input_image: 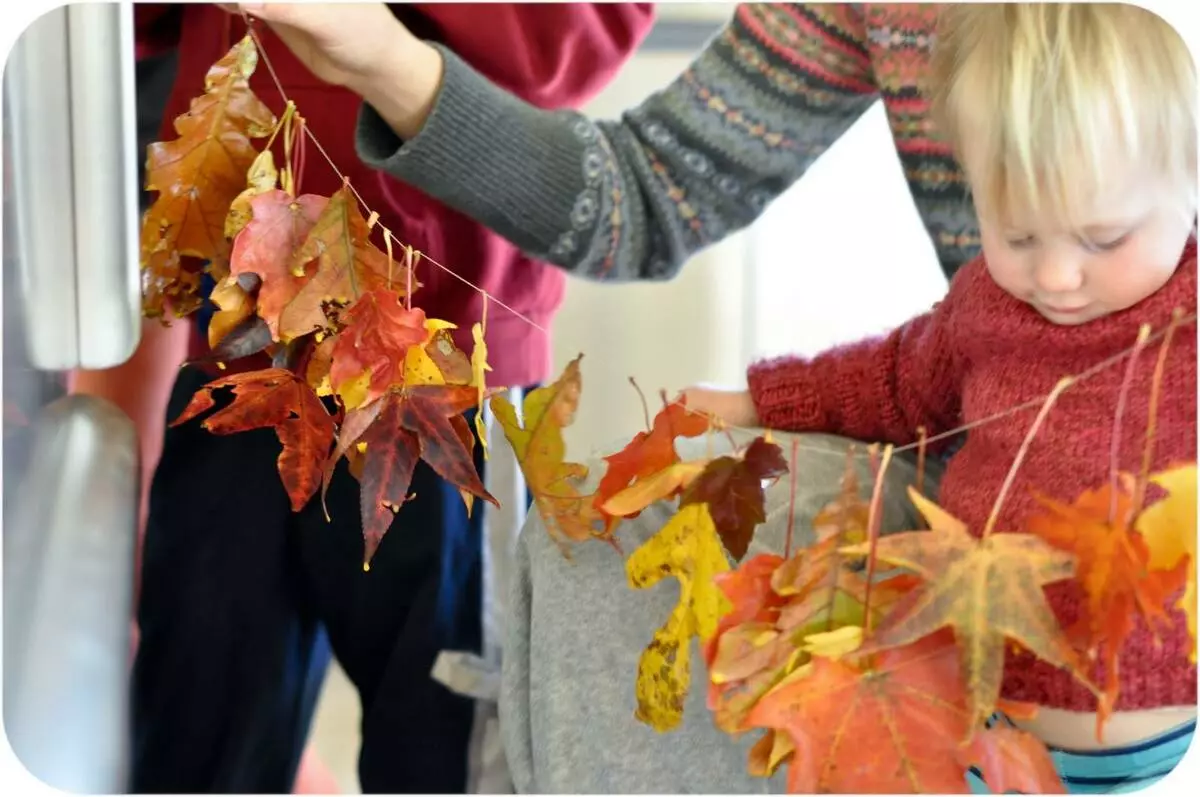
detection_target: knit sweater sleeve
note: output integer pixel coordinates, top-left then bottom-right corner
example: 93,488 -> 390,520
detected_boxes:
747,268 -> 972,445
356,4 -> 880,282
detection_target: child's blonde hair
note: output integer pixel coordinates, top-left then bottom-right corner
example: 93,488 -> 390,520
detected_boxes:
928,3 -> 1197,228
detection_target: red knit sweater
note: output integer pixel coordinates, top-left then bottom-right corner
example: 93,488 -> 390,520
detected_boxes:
747,241 -> 1198,712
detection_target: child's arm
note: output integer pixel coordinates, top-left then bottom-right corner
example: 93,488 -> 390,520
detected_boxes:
746,277 -> 968,446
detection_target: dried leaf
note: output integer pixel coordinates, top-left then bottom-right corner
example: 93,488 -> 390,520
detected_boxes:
679,437 -> 788,559
141,36 -> 275,317
594,399 -> 712,527
207,274 -> 257,349
1027,477 -> 1190,726
325,384 -> 495,566
329,290 -> 428,409
845,489 -> 1090,732
276,184 -> 417,340
229,189 -> 327,338
471,321 -> 492,458
960,724 -> 1066,794
746,630 -> 977,793
225,149 -> 279,239
492,356 -> 607,554
171,368 -> 333,511
626,502 -> 731,731
1136,464 -> 1197,663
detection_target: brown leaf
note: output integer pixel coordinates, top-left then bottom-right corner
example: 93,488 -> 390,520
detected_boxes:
140,36 -> 276,317
679,436 -> 788,559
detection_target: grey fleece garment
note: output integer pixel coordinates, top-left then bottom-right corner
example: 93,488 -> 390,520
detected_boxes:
499,431 -> 942,793
355,5 -> 981,285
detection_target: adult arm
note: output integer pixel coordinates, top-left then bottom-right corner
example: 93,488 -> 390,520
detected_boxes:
356,4 -> 881,282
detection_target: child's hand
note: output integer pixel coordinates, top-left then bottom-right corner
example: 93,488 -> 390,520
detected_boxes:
678,387 -> 760,428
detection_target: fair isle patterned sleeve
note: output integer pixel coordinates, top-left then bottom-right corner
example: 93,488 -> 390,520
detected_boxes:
357,4 -> 890,282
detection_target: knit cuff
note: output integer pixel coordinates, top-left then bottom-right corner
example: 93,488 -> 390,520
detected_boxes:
746,356 -> 830,432
355,44 -> 590,261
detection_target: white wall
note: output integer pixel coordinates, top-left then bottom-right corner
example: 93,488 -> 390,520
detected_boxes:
552,48 -> 949,459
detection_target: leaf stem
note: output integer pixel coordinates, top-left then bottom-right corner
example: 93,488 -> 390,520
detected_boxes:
629,378 -> 650,433
1109,325 -> 1151,523
862,443 -> 895,636
1133,309 -> 1183,513
784,436 -> 800,559
983,377 -> 1073,538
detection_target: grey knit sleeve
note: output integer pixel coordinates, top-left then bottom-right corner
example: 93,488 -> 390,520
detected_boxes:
356,7 -> 879,282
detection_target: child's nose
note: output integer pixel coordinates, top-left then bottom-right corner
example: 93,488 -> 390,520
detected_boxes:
1032,254 -> 1085,293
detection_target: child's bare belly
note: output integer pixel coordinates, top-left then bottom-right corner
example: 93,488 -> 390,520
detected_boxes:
1014,705 -> 1197,751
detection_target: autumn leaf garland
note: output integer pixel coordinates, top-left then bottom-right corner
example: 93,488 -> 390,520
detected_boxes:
140,36 -> 489,567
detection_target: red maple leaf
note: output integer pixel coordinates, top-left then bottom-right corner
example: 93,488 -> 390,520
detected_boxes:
172,368 -> 334,511
325,384 -> 497,566
328,289 -> 429,409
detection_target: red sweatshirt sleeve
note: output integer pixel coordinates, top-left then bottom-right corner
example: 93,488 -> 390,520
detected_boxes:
746,268 -> 972,446
410,2 -> 655,107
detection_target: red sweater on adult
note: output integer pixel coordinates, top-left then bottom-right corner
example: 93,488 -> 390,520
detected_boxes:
133,3 -> 655,387
748,241 -> 1198,712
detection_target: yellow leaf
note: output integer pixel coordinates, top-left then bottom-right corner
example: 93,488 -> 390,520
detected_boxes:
801,625 -> 863,658
1137,464 -> 1197,663
207,274 -> 254,348
224,149 -> 278,239
471,322 -> 492,460
491,355 -> 604,554
626,502 -> 731,731
404,344 -> 446,386
336,370 -> 372,411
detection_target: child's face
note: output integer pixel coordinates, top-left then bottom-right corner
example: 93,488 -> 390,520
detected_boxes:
975,166 -> 1193,326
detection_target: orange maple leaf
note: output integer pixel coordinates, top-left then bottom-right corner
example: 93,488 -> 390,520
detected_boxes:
960,723 -> 1066,794
141,36 -> 276,318
171,368 -> 334,511
1026,477 -> 1190,730
593,399 -> 711,527
746,630 -> 977,793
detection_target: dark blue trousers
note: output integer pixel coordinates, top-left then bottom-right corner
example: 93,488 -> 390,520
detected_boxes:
130,365 -> 486,793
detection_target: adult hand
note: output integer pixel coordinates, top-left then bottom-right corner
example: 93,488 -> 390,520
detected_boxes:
678,387 -> 761,429
219,3 -> 444,139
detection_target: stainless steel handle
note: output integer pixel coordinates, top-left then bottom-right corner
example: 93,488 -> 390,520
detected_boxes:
4,2 -> 141,371
3,395 -> 139,793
